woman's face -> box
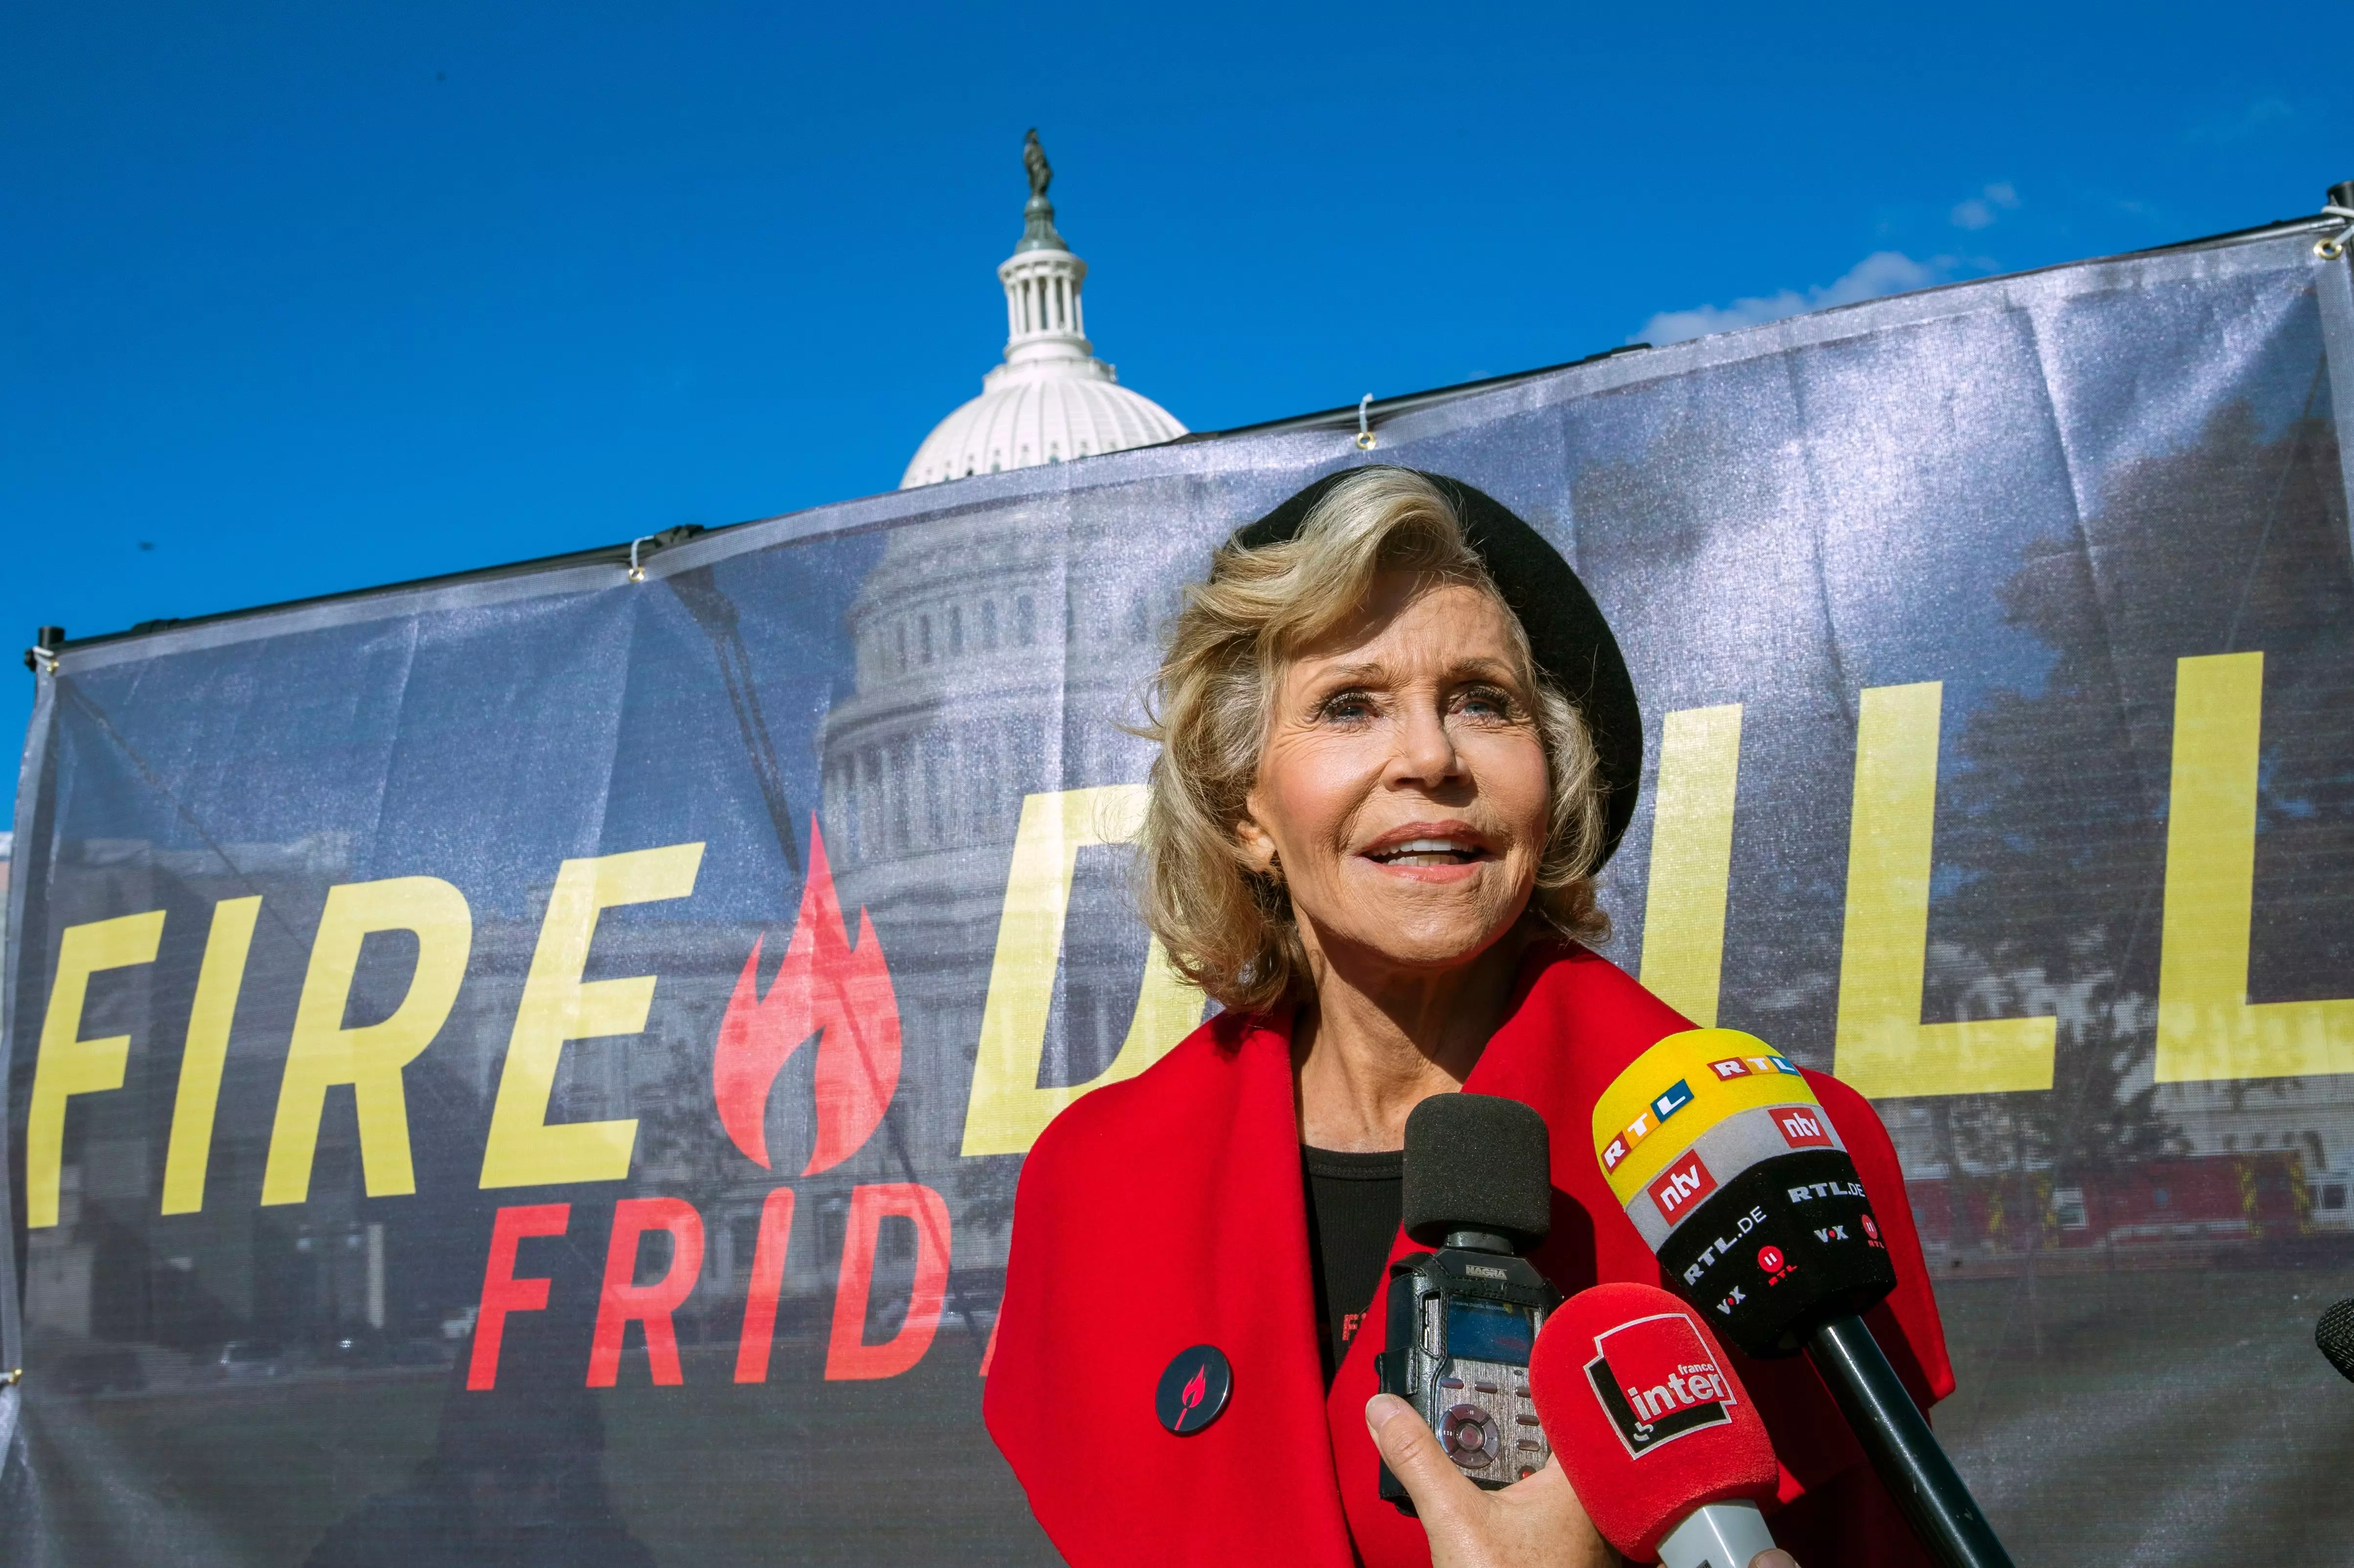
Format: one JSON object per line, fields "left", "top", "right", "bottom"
{"left": 1239, "top": 573, "right": 1552, "bottom": 979}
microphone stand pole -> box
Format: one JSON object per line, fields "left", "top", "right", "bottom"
{"left": 1803, "top": 1315, "right": 2015, "bottom": 1568}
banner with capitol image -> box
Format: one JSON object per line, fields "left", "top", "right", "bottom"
{"left": 6, "top": 220, "right": 2354, "bottom": 1566}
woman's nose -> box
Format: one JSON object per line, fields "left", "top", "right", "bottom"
{"left": 1387, "top": 705, "right": 1463, "bottom": 786}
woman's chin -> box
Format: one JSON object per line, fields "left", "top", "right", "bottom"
{"left": 1319, "top": 905, "right": 1527, "bottom": 975}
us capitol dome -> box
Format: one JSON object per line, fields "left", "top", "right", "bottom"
{"left": 900, "top": 131, "right": 1185, "bottom": 487}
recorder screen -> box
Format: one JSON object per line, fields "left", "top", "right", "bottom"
{"left": 1446, "top": 1299, "right": 1534, "bottom": 1363}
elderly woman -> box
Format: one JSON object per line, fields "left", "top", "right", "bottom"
{"left": 985, "top": 469, "right": 1952, "bottom": 1568}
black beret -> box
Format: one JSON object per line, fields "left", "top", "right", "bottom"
{"left": 1235, "top": 467, "right": 1643, "bottom": 868}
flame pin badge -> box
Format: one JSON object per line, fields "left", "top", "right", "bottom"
{"left": 714, "top": 818, "right": 902, "bottom": 1175}
{"left": 1155, "top": 1345, "right": 1233, "bottom": 1436}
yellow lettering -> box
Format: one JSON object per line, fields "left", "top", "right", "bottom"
{"left": 27, "top": 911, "right": 166, "bottom": 1228}
{"left": 960, "top": 787, "right": 1204, "bottom": 1157}
{"left": 261, "top": 878, "right": 471, "bottom": 1205}
{"left": 2155, "top": 652, "right": 2354, "bottom": 1081}
{"left": 1832, "top": 682, "right": 2054, "bottom": 1097}
{"left": 160, "top": 896, "right": 261, "bottom": 1215}
{"left": 1638, "top": 705, "right": 1742, "bottom": 1027}
{"left": 479, "top": 843, "right": 706, "bottom": 1188}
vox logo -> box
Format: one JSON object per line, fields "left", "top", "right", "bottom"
{"left": 1648, "top": 1150, "right": 1717, "bottom": 1222}
{"left": 714, "top": 820, "right": 901, "bottom": 1175}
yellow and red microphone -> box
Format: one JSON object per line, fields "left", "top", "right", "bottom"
{"left": 1592, "top": 1029, "right": 1897, "bottom": 1357}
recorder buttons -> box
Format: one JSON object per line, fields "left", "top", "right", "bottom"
{"left": 1439, "top": 1404, "right": 1501, "bottom": 1469}
{"left": 1155, "top": 1345, "right": 1233, "bottom": 1436}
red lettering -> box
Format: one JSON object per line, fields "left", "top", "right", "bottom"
{"left": 587, "top": 1197, "right": 705, "bottom": 1388}
{"left": 468, "top": 1203, "right": 570, "bottom": 1392}
{"left": 825, "top": 1182, "right": 952, "bottom": 1382}
{"left": 978, "top": 1301, "right": 1002, "bottom": 1379}
{"left": 733, "top": 1187, "right": 797, "bottom": 1384}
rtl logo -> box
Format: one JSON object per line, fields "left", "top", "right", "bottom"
{"left": 1757, "top": 1244, "right": 1797, "bottom": 1286}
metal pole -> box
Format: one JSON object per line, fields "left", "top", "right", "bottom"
{"left": 1804, "top": 1313, "right": 2016, "bottom": 1568}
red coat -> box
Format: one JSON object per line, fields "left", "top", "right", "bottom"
{"left": 985, "top": 945, "right": 1955, "bottom": 1566}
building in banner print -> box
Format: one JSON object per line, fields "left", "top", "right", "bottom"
{"left": 811, "top": 130, "right": 1204, "bottom": 1268}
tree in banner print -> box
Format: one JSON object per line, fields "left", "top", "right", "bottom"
{"left": 714, "top": 817, "right": 903, "bottom": 1174}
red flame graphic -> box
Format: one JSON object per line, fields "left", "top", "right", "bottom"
{"left": 1178, "top": 1363, "right": 1207, "bottom": 1419}
{"left": 714, "top": 819, "right": 901, "bottom": 1175}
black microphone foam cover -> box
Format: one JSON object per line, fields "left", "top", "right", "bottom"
{"left": 1402, "top": 1093, "right": 1552, "bottom": 1248}
{"left": 2317, "top": 1298, "right": 2354, "bottom": 1383}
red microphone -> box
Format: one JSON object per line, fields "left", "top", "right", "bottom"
{"left": 1530, "top": 1282, "right": 1780, "bottom": 1568}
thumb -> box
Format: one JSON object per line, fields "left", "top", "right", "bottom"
{"left": 1366, "top": 1394, "right": 1479, "bottom": 1526}
{"left": 1749, "top": 1554, "right": 1801, "bottom": 1568}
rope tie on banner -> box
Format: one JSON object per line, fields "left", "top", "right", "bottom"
{"left": 628, "top": 535, "right": 657, "bottom": 583}
{"left": 2317, "top": 205, "right": 2354, "bottom": 261}
{"left": 1356, "top": 393, "right": 1376, "bottom": 451}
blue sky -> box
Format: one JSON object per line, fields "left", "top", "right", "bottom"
{"left": 4, "top": 0, "right": 2349, "bottom": 820}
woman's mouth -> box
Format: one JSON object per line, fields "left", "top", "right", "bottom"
{"left": 1365, "top": 836, "right": 1488, "bottom": 867}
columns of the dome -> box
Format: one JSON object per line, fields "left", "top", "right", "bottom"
{"left": 997, "top": 248, "right": 1092, "bottom": 365}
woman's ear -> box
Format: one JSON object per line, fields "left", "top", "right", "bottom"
{"left": 1233, "top": 799, "right": 1279, "bottom": 875}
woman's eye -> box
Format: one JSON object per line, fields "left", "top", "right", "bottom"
{"left": 1454, "top": 686, "right": 1517, "bottom": 721}
{"left": 1317, "top": 691, "right": 1376, "bottom": 723}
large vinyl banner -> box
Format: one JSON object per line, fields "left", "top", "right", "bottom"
{"left": 7, "top": 223, "right": 2354, "bottom": 1566}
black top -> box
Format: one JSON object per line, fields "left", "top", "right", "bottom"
{"left": 1301, "top": 1146, "right": 1405, "bottom": 1388}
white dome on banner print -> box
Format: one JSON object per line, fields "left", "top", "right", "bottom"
{"left": 901, "top": 131, "right": 1185, "bottom": 488}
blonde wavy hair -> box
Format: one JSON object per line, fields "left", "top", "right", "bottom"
{"left": 1136, "top": 467, "right": 1609, "bottom": 1014}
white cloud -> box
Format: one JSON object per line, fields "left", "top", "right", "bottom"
{"left": 1950, "top": 181, "right": 2021, "bottom": 231}
{"left": 2186, "top": 96, "right": 2293, "bottom": 146}
{"left": 1637, "top": 251, "right": 1950, "bottom": 346}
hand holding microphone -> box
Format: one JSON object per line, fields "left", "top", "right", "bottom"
{"left": 1366, "top": 1093, "right": 1801, "bottom": 1568}
{"left": 1366, "top": 1365, "right": 1800, "bottom": 1568}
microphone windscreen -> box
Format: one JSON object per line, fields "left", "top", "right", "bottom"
{"left": 1590, "top": 1028, "right": 1896, "bottom": 1355}
{"left": 1402, "top": 1093, "right": 1552, "bottom": 1248}
{"left": 1531, "top": 1281, "right": 1780, "bottom": 1561}
{"left": 2317, "top": 1298, "right": 2354, "bottom": 1383}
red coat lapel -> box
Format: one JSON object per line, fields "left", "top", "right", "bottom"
{"left": 984, "top": 1009, "right": 1357, "bottom": 1567}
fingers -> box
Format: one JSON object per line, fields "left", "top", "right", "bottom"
{"left": 1749, "top": 1552, "right": 1800, "bottom": 1568}
{"left": 1366, "top": 1394, "right": 1480, "bottom": 1528}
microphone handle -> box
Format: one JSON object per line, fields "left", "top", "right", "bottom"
{"left": 1803, "top": 1314, "right": 2015, "bottom": 1568}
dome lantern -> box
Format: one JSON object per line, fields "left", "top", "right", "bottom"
{"left": 901, "top": 131, "right": 1186, "bottom": 488}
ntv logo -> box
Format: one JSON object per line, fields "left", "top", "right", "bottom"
{"left": 1772, "top": 1105, "right": 1833, "bottom": 1149}
{"left": 1647, "top": 1150, "right": 1718, "bottom": 1221}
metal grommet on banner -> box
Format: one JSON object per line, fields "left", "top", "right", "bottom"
{"left": 1356, "top": 393, "right": 1377, "bottom": 451}
{"left": 2315, "top": 203, "right": 2354, "bottom": 260}
{"left": 0, "top": 1368, "right": 22, "bottom": 1387}
{"left": 22, "top": 624, "right": 64, "bottom": 675}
